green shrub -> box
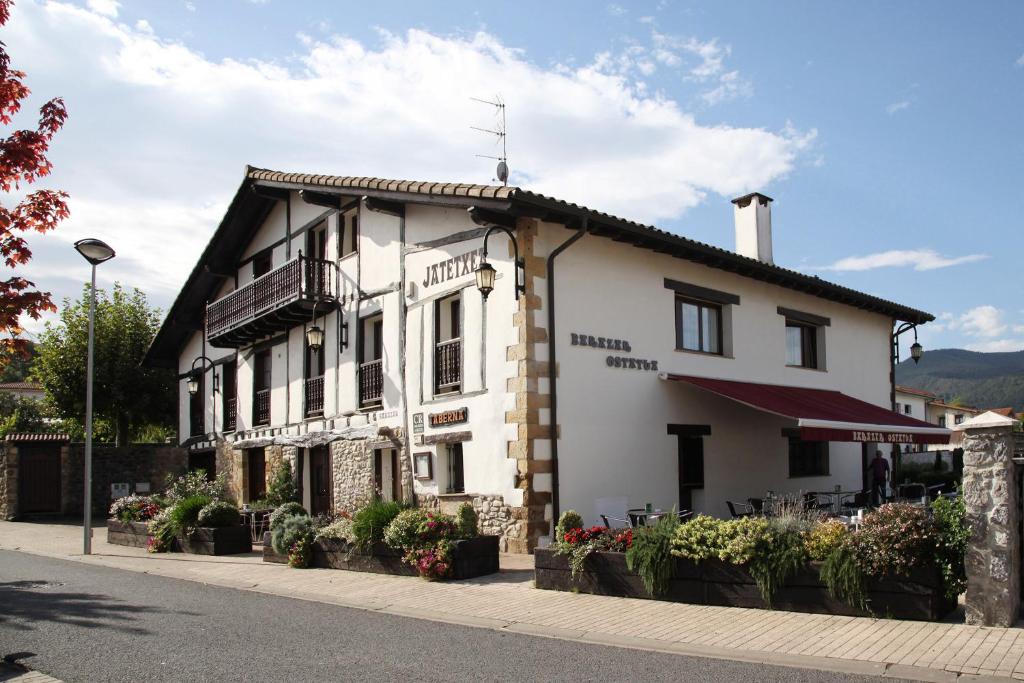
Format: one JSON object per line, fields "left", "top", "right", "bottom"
{"left": 164, "top": 470, "right": 227, "bottom": 503}
{"left": 821, "top": 541, "right": 868, "bottom": 611}
{"left": 849, "top": 503, "right": 937, "bottom": 577}
{"left": 747, "top": 527, "right": 807, "bottom": 608}
{"left": 805, "top": 520, "right": 848, "bottom": 562}
{"left": 626, "top": 513, "right": 679, "bottom": 597}
{"left": 315, "top": 517, "right": 355, "bottom": 542}
{"left": 554, "top": 510, "right": 584, "bottom": 543}
{"left": 272, "top": 513, "right": 314, "bottom": 555}
{"left": 196, "top": 501, "right": 240, "bottom": 528}
{"left": 718, "top": 517, "right": 771, "bottom": 565}
{"left": 455, "top": 502, "right": 478, "bottom": 539}
{"left": 932, "top": 495, "right": 968, "bottom": 600}
{"left": 167, "top": 495, "right": 212, "bottom": 536}
{"left": 266, "top": 460, "right": 299, "bottom": 507}
{"left": 384, "top": 508, "right": 431, "bottom": 550}
{"left": 269, "top": 502, "right": 308, "bottom": 531}
{"left": 146, "top": 508, "right": 176, "bottom": 553}
{"left": 671, "top": 514, "right": 728, "bottom": 561}
{"left": 351, "top": 499, "right": 405, "bottom": 550}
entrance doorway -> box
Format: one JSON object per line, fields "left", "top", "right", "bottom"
{"left": 188, "top": 450, "right": 216, "bottom": 481}
{"left": 247, "top": 448, "right": 266, "bottom": 502}
{"left": 309, "top": 446, "right": 333, "bottom": 516}
{"left": 668, "top": 424, "right": 709, "bottom": 512}
{"left": 18, "top": 445, "right": 61, "bottom": 514}
{"left": 373, "top": 449, "right": 402, "bottom": 502}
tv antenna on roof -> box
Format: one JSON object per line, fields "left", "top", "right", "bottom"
{"left": 470, "top": 95, "right": 508, "bottom": 185}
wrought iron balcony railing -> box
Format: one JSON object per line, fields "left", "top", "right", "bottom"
{"left": 253, "top": 388, "right": 270, "bottom": 426}
{"left": 359, "top": 359, "right": 383, "bottom": 408}
{"left": 305, "top": 375, "right": 325, "bottom": 416}
{"left": 206, "top": 254, "right": 336, "bottom": 348}
{"left": 434, "top": 338, "right": 461, "bottom": 394}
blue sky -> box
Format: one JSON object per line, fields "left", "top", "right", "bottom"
{"left": 7, "top": 0, "right": 1024, "bottom": 355}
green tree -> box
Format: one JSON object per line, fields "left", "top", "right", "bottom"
{"left": 0, "top": 391, "right": 48, "bottom": 437}
{"left": 34, "top": 283, "right": 175, "bottom": 445}
{"left": 0, "top": 340, "right": 36, "bottom": 382}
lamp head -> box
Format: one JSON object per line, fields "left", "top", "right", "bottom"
{"left": 475, "top": 260, "right": 496, "bottom": 300}
{"left": 910, "top": 341, "right": 923, "bottom": 364}
{"left": 306, "top": 324, "right": 324, "bottom": 351}
{"left": 74, "top": 238, "right": 115, "bottom": 265}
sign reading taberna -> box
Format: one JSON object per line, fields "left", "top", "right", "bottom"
{"left": 429, "top": 407, "right": 468, "bottom": 428}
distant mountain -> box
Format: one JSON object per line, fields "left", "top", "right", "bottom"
{"left": 895, "top": 348, "right": 1024, "bottom": 412}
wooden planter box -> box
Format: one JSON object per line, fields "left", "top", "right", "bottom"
{"left": 107, "top": 519, "right": 153, "bottom": 549}
{"left": 262, "top": 532, "right": 500, "bottom": 579}
{"left": 534, "top": 549, "right": 955, "bottom": 622}
{"left": 176, "top": 525, "right": 252, "bottom": 556}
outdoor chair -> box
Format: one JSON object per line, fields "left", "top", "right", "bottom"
{"left": 747, "top": 498, "right": 764, "bottom": 514}
{"left": 726, "top": 501, "right": 754, "bottom": 518}
{"left": 600, "top": 514, "right": 632, "bottom": 529}
{"left": 677, "top": 510, "right": 694, "bottom": 522}
{"left": 841, "top": 492, "right": 869, "bottom": 511}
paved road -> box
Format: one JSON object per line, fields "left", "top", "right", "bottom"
{"left": 0, "top": 550, "right": 913, "bottom": 683}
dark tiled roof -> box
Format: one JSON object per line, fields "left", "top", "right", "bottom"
{"left": 5, "top": 432, "right": 69, "bottom": 443}
{"left": 895, "top": 385, "right": 938, "bottom": 399}
{"left": 144, "top": 166, "right": 936, "bottom": 367}
{"left": 0, "top": 382, "right": 42, "bottom": 391}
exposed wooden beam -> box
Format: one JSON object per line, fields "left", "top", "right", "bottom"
{"left": 467, "top": 206, "right": 516, "bottom": 230}
{"left": 250, "top": 184, "right": 289, "bottom": 201}
{"left": 363, "top": 196, "right": 404, "bottom": 217}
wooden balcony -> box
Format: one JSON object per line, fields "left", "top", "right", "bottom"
{"left": 206, "top": 254, "right": 336, "bottom": 348}
{"left": 253, "top": 388, "right": 270, "bottom": 426}
{"left": 305, "top": 375, "right": 324, "bottom": 416}
{"left": 359, "top": 359, "right": 383, "bottom": 408}
{"left": 434, "top": 338, "right": 461, "bottom": 394}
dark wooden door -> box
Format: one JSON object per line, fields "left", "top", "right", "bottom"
{"left": 390, "top": 450, "right": 402, "bottom": 502}
{"left": 310, "top": 446, "right": 333, "bottom": 516}
{"left": 248, "top": 448, "right": 266, "bottom": 502}
{"left": 18, "top": 445, "right": 61, "bottom": 514}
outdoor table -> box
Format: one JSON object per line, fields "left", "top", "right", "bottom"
{"left": 814, "top": 491, "right": 861, "bottom": 515}
{"left": 627, "top": 509, "right": 666, "bottom": 527}
{"left": 240, "top": 508, "right": 272, "bottom": 544}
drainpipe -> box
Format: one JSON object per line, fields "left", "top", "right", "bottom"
{"left": 546, "top": 217, "right": 587, "bottom": 529}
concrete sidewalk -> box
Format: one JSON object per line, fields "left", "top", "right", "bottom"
{"left": 1, "top": 521, "right": 1021, "bottom": 682}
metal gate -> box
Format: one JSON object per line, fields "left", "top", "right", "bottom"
{"left": 17, "top": 444, "right": 62, "bottom": 514}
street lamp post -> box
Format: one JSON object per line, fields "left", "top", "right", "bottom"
{"left": 74, "top": 238, "right": 115, "bottom": 556}
{"left": 890, "top": 321, "right": 924, "bottom": 487}
{"left": 186, "top": 356, "right": 219, "bottom": 439}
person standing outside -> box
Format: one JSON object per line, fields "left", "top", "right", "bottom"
{"left": 868, "top": 450, "right": 890, "bottom": 506}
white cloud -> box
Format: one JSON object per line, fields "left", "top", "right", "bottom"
{"left": 954, "top": 306, "right": 1007, "bottom": 338}
{"left": 85, "top": 0, "right": 118, "bottom": 17}
{"left": 886, "top": 100, "right": 910, "bottom": 114}
{"left": 4, "top": 1, "right": 813, "bottom": 324}
{"left": 1016, "top": 53, "right": 1024, "bottom": 68}
{"left": 818, "top": 249, "right": 988, "bottom": 272}
{"left": 965, "top": 339, "right": 1024, "bottom": 353}
{"left": 606, "top": 4, "right": 627, "bottom": 16}
{"left": 647, "top": 32, "right": 752, "bottom": 105}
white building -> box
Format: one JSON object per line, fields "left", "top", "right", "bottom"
{"left": 146, "top": 168, "right": 949, "bottom": 552}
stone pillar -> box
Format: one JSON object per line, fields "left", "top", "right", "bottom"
{"left": 962, "top": 425, "right": 1020, "bottom": 626}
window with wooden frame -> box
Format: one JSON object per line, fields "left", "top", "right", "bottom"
{"left": 785, "top": 321, "right": 818, "bottom": 369}
{"left": 674, "top": 296, "right": 722, "bottom": 355}
{"left": 446, "top": 442, "right": 465, "bottom": 494}
{"left": 252, "top": 250, "right": 273, "bottom": 279}
{"left": 434, "top": 293, "right": 461, "bottom": 395}
{"left": 788, "top": 437, "right": 829, "bottom": 478}
{"left": 340, "top": 213, "right": 358, "bottom": 258}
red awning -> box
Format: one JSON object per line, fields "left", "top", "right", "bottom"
{"left": 661, "top": 374, "right": 951, "bottom": 445}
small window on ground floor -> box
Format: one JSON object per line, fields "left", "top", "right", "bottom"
{"left": 446, "top": 442, "right": 465, "bottom": 494}
{"left": 788, "top": 437, "right": 829, "bottom": 478}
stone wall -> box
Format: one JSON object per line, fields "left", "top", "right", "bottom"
{"left": 63, "top": 443, "right": 188, "bottom": 516}
{"left": 420, "top": 492, "right": 523, "bottom": 552}
{"left": 0, "top": 440, "right": 190, "bottom": 519}
{"left": 331, "top": 437, "right": 375, "bottom": 512}
{"left": 962, "top": 427, "right": 1020, "bottom": 626}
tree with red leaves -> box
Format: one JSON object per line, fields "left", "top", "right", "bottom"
{"left": 0, "top": 0, "right": 69, "bottom": 369}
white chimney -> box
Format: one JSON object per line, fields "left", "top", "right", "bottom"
{"left": 731, "top": 192, "right": 773, "bottom": 264}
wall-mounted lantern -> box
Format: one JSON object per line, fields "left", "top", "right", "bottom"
{"left": 473, "top": 226, "right": 525, "bottom": 302}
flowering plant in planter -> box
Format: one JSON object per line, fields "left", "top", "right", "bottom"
{"left": 288, "top": 535, "right": 313, "bottom": 568}
{"left": 553, "top": 523, "right": 633, "bottom": 579}
{"left": 109, "top": 494, "right": 162, "bottom": 522}
{"left": 409, "top": 540, "right": 453, "bottom": 580}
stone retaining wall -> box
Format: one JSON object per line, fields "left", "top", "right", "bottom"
{"left": 419, "top": 492, "right": 522, "bottom": 552}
